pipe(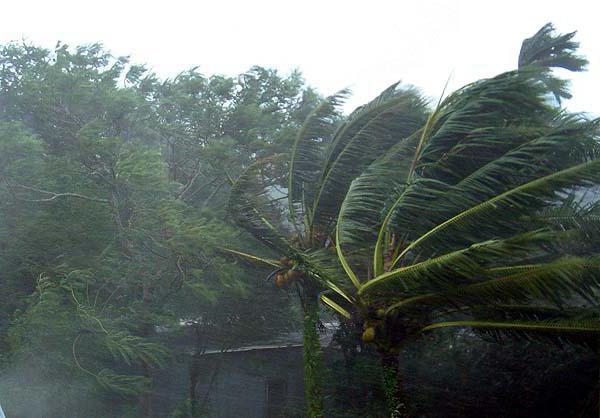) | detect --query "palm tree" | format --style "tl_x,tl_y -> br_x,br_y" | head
227,22 -> 598,418
225,84 -> 427,417
320,25 -> 600,418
